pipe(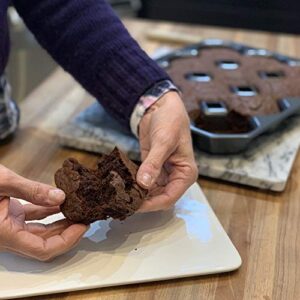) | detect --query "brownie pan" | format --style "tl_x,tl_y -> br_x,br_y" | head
155,39 -> 300,154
